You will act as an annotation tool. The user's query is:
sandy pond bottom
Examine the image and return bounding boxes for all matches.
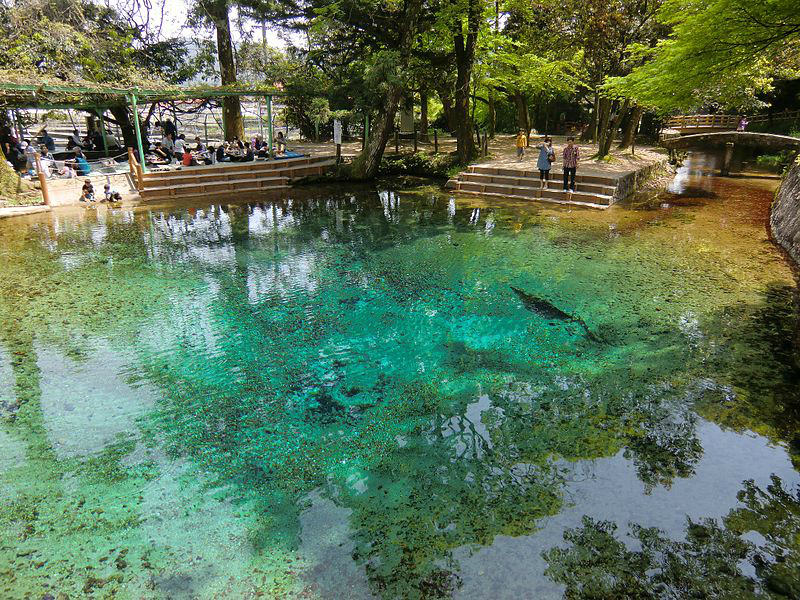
[0,154,799,599]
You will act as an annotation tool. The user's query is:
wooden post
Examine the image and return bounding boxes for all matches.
[128,147,136,178]
[129,94,147,173]
[266,95,274,158]
[413,125,418,152]
[395,129,399,153]
[336,143,341,164]
[34,152,50,206]
[434,128,438,153]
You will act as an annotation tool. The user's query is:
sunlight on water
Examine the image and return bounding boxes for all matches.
[1,160,799,598]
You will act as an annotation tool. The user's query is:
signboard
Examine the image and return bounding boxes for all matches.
[333,119,342,145]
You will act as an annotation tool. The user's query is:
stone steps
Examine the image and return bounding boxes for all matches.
[446,164,620,208]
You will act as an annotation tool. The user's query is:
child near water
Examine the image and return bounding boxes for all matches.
[515,130,526,159]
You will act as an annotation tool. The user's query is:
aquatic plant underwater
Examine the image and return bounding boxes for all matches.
[0,176,799,598]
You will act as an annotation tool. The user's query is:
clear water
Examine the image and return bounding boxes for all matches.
[1,155,799,599]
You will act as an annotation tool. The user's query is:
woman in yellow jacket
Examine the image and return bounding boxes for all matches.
[515,130,526,160]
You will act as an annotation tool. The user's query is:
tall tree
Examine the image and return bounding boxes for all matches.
[192,0,245,140]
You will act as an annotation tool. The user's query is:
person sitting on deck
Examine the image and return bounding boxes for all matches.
[181,149,199,167]
[231,141,254,162]
[39,129,56,152]
[80,179,95,202]
[22,141,37,175]
[161,133,175,160]
[150,142,170,163]
[233,137,244,151]
[39,145,55,177]
[174,134,187,162]
[103,131,121,151]
[276,131,287,155]
[195,137,206,153]
[66,129,84,150]
[216,143,230,163]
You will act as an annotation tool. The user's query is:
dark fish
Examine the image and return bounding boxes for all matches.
[510,286,601,342]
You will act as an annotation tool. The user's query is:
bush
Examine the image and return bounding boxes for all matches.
[755,151,797,172]
[379,152,459,179]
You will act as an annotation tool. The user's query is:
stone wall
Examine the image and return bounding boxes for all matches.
[613,158,670,203]
[770,159,800,267]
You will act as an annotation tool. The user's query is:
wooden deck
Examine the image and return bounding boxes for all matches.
[136,155,336,202]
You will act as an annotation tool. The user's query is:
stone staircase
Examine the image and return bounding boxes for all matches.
[446,165,619,208]
[138,155,335,202]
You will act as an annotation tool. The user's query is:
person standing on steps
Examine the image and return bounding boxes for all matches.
[536,137,555,190]
[515,130,526,160]
[562,136,579,198]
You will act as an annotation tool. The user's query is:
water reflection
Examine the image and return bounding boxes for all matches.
[0,175,798,598]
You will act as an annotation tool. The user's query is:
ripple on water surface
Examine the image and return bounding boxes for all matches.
[0,165,799,599]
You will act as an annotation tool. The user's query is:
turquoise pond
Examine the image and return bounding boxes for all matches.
[1,157,799,598]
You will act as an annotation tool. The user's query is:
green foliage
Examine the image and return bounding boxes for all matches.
[606,0,800,111]
[0,0,200,91]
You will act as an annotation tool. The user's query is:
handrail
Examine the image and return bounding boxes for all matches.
[127,147,143,190]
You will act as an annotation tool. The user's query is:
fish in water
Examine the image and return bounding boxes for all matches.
[510,286,601,342]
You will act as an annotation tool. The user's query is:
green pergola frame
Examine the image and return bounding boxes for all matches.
[0,81,294,171]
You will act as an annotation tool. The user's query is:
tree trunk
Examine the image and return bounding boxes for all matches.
[453,0,480,164]
[419,90,429,141]
[108,105,139,148]
[350,0,422,178]
[437,88,458,134]
[595,97,613,157]
[619,105,643,149]
[487,87,496,139]
[211,1,243,141]
[599,99,628,157]
[513,92,529,139]
[581,89,599,142]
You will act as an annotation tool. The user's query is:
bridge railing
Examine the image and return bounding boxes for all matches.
[665,114,740,129]
[666,110,800,130]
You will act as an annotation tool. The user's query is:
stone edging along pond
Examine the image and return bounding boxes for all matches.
[770,158,800,268]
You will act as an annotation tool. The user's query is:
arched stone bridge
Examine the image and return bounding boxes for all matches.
[661,131,800,151]
[661,132,800,175]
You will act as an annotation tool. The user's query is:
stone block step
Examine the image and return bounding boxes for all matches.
[468,164,617,186]
[453,181,613,206]
[460,172,615,195]
[452,187,611,209]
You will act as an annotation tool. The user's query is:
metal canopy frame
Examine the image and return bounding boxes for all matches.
[0,82,295,172]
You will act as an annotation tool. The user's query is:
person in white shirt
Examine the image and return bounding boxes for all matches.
[22,141,37,174]
[173,134,187,160]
